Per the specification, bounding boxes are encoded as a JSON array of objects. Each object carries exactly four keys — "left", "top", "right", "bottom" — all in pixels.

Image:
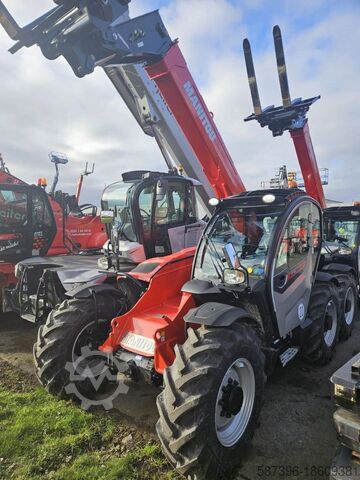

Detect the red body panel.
[
  {"left": 100, "top": 248, "right": 196, "bottom": 374},
  {"left": 290, "top": 123, "right": 326, "bottom": 209},
  {"left": 63, "top": 214, "right": 106, "bottom": 251},
  {"left": 47, "top": 196, "right": 106, "bottom": 255},
  {"left": 0, "top": 262, "right": 16, "bottom": 286},
  {"left": 146, "top": 43, "right": 245, "bottom": 199},
  {"left": 0, "top": 169, "right": 26, "bottom": 185},
  {"left": 0, "top": 261, "right": 16, "bottom": 309}
]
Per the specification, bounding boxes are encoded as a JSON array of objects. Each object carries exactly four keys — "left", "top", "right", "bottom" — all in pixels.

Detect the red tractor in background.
[{"left": 0, "top": 152, "right": 106, "bottom": 316}]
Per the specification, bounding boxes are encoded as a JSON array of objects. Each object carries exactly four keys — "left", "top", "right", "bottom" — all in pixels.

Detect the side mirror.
[
  {"left": 223, "top": 268, "right": 246, "bottom": 285},
  {"left": 156, "top": 179, "right": 167, "bottom": 201},
  {"left": 223, "top": 242, "right": 239, "bottom": 269},
  {"left": 100, "top": 210, "right": 114, "bottom": 224}
]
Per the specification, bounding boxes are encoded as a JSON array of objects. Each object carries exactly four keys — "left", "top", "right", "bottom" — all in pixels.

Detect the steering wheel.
[
  {"left": 240, "top": 243, "right": 259, "bottom": 259},
  {"left": 140, "top": 208, "right": 150, "bottom": 218},
  {"left": 79, "top": 203, "right": 97, "bottom": 216}
]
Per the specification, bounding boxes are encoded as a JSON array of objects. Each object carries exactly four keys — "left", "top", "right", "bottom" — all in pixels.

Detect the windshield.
[
  {"left": 194, "top": 206, "right": 280, "bottom": 283},
  {"left": 101, "top": 181, "right": 137, "bottom": 242},
  {"left": 0, "top": 188, "right": 28, "bottom": 231},
  {"left": 324, "top": 215, "right": 359, "bottom": 249}
]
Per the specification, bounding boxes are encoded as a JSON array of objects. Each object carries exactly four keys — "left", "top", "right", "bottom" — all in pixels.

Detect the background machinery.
[
  {"left": 330, "top": 353, "right": 360, "bottom": 479},
  {"left": 243, "top": 26, "right": 358, "bottom": 342},
  {"left": 322, "top": 204, "right": 360, "bottom": 339},
  {"left": 0, "top": 3, "right": 357, "bottom": 480},
  {"left": 260, "top": 164, "right": 329, "bottom": 190},
  {"left": 0, "top": 152, "right": 106, "bottom": 317},
  {"left": 259, "top": 167, "right": 359, "bottom": 339}
]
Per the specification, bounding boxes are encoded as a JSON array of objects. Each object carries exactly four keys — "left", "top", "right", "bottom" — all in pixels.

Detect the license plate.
[{"left": 120, "top": 332, "right": 155, "bottom": 355}]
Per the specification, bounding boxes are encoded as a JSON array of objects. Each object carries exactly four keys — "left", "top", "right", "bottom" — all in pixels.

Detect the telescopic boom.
[{"left": 0, "top": 1, "right": 246, "bottom": 211}]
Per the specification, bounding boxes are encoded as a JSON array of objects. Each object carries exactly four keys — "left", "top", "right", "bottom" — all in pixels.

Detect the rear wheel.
[
  {"left": 301, "top": 282, "right": 340, "bottom": 365},
  {"left": 33, "top": 294, "right": 127, "bottom": 399},
  {"left": 336, "top": 274, "right": 358, "bottom": 340},
  {"left": 156, "top": 323, "right": 265, "bottom": 480}
]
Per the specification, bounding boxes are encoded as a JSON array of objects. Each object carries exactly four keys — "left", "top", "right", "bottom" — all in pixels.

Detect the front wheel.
[
  {"left": 33, "top": 295, "right": 127, "bottom": 400},
  {"left": 156, "top": 323, "right": 265, "bottom": 480}
]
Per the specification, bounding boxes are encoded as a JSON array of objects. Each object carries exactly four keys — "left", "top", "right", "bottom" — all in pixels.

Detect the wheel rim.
[
  {"left": 71, "top": 321, "right": 108, "bottom": 376},
  {"left": 323, "top": 300, "right": 337, "bottom": 347},
  {"left": 344, "top": 287, "right": 355, "bottom": 326},
  {"left": 215, "top": 358, "right": 255, "bottom": 448}
]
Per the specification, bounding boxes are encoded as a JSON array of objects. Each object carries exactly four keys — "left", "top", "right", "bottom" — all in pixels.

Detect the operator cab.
[
  {"left": 187, "top": 189, "right": 322, "bottom": 338},
  {"left": 0, "top": 184, "right": 56, "bottom": 263},
  {"left": 101, "top": 170, "right": 205, "bottom": 265},
  {"left": 323, "top": 205, "right": 360, "bottom": 276}
]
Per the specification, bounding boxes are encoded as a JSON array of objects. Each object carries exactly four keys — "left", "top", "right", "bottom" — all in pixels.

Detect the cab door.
[
  {"left": 270, "top": 200, "right": 321, "bottom": 337},
  {"left": 30, "top": 187, "right": 57, "bottom": 256},
  {"left": 152, "top": 180, "right": 203, "bottom": 256},
  {"left": 134, "top": 178, "right": 203, "bottom": 259},
  {"left": 0, "top": 185, "right": 56, "bottom": 262},
  {"left": 355, "top": 216, "right": 360, "bottom": 279}
]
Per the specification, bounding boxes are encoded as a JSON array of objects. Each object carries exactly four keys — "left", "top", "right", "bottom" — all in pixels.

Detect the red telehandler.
[
  {"left": 0, "top": 3, "right": 356, "bottom": 479},
  {"left": 0, "top": 151, "right": 106, "bottom": 318}
]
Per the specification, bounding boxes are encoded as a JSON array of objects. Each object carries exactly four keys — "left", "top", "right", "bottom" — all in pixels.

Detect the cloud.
[{"left": 0, "top": 0, "right": 359, "bottom": 205}]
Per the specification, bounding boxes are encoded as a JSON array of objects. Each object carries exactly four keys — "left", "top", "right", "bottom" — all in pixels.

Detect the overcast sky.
[{"left": 0, "top": 0, "right": 359, "bottom": 205}]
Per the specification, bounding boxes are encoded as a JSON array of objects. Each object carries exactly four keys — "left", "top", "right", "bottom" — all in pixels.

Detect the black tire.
[
  {"left": 336, "top": 274, "right": 358, "bottom": 340},
  {"left": 300, "top": 282, "right": 340, "bottom": 365},
  {"left": 156, "top": 323, "right": 265, "bottom": 480},
  {"left": 33, "top": 295, "right": 125, "bottom": 399}
]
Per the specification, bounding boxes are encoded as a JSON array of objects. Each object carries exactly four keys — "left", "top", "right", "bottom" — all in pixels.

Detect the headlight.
[
  {"left": 223, "top": 268, "right": 246, "bottom": 285},
  {"left": 97, "top": 256, "right": 112, "bottom": 270}
]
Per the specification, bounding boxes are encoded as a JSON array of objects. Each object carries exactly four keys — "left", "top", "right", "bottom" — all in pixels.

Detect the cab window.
[
  {"left": 275, "top": 203, "right": 316, "bottom": 273},
  {"left": 138, "top": 184, "right": 154, "bottom": 235},
  {"left": 154, "top": 182, "right": 187, "bottom": 226},
  {"left": 325, "top": 218, "right": 359, "bottom": 249},
  {"left": 0, "top": 189, "right": 28, "bottom": 230},
  {"left": 32, "top": 191, "right": 53, "bottom": 229},
  {"left": 187, "top": 184, "right": 197, "bottom": 221}
]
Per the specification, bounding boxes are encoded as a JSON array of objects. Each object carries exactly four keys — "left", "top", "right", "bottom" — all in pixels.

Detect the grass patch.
[{"left": 0, "top": 360, "right": 178, "bottom": 480}]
